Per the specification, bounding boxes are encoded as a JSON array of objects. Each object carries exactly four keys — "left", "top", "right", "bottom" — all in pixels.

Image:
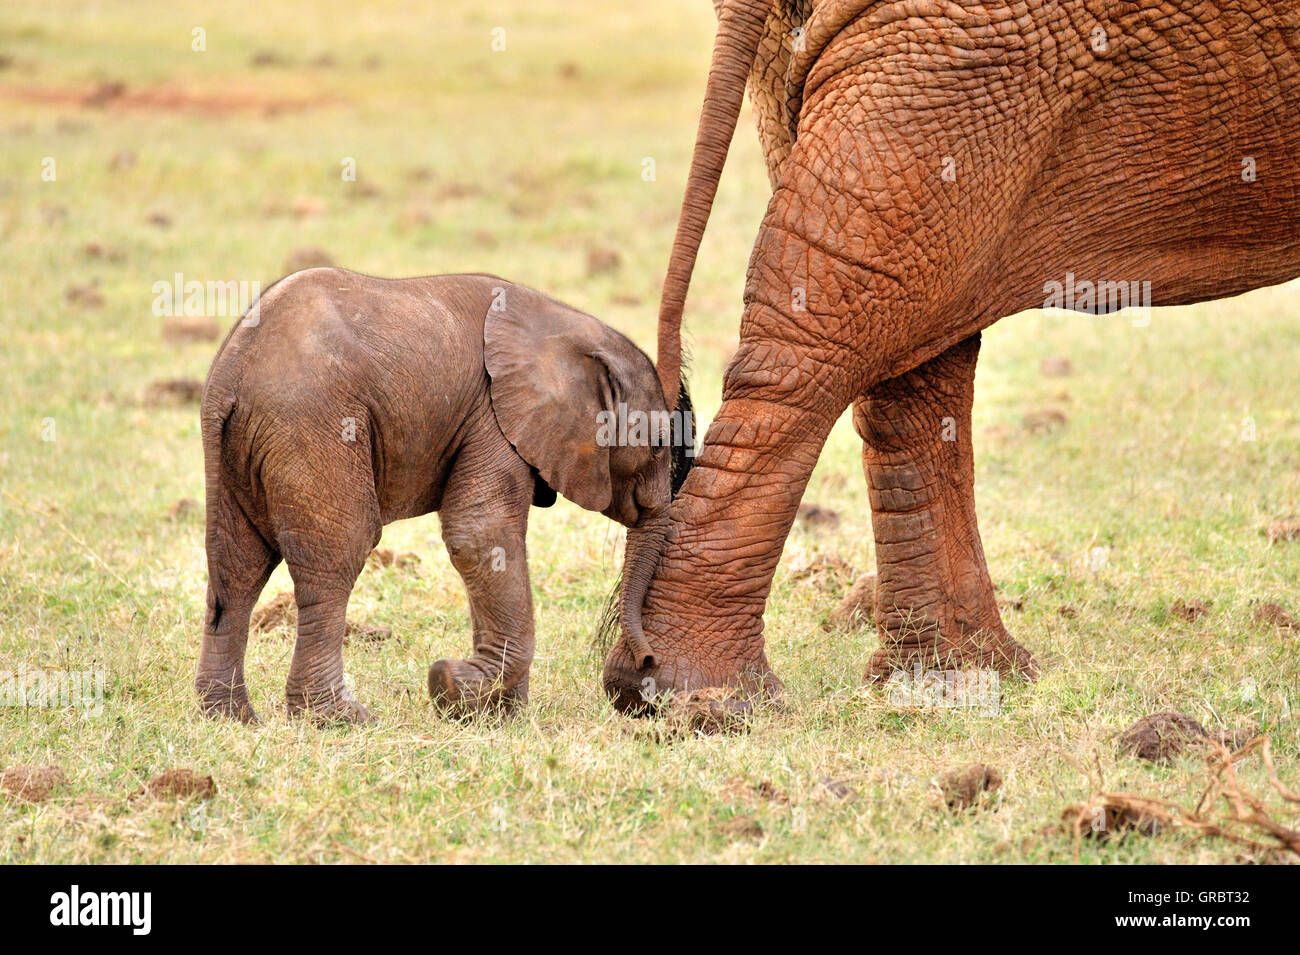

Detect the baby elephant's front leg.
[{"left": 430, "top": 479, "right": 534, "bottom": 715}]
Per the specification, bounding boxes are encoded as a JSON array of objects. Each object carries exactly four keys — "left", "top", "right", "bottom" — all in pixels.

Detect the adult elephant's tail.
[{"left": 656, "top": 0, "right": 771, "bottom": 407}]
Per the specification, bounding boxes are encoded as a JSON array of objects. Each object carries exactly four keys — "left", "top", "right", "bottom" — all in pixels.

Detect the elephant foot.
[
  {"left": 286, "top": 684, "right": 374, "bottom": 725},
  {"left": 196, "top": 680, "right": 259, "bottom": 724},
  {"left": 602, "top": 650, "right": 785, "bottom": 717},
  {"left": 427, "top": 659, "right": 526, "bottom": 717},
  {"left": 865, "top": 627, "right": 1040, "bottom": 684}
]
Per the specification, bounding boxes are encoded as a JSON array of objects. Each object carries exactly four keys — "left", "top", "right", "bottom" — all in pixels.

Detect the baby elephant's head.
[{"left": 484, "top": 284, "right": 694, "bottom": 668}]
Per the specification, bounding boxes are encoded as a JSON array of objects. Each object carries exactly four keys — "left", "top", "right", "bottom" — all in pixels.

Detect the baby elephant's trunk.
[{"left": 619, "top": 511, "right": 671, "bottom": 669}]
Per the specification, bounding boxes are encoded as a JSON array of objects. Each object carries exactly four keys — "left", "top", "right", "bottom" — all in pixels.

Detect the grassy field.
[{"left": 2, "top": 0, "right": 1298, "bottom": 864}]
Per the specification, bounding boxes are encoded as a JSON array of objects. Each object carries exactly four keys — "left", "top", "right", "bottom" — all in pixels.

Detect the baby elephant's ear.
[{"left": 484, "top": 285, "right": 619, "bottom": 513}]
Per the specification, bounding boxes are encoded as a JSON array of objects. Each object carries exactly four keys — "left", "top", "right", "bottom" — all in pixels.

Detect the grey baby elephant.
[{"left": 197, "top": 268, "right": 693, "bottom": 723}]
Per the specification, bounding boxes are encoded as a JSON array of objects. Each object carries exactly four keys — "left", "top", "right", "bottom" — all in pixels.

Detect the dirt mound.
[
  {"left": 830, "top": 570, "right": 876, "bottom": 628},
  {"left": 167, "top": 498, "right": 200, "bottom": 521},
  {"left": 136, "top": 769, "right": 216, "bottom": 800},
  {"left": 1022, "top": 407, "right": 1068, "bottom": 434},
  {"left": 817, "top": 777, "right": 855, "bottom": 800},
  {"left": 1064, "top": 797, "right": 1163, "bottom": 839},
  {"left": 282, "top": 246, "right": 336, "bottom": 274},
  {"left": 796, "top": 502, "right": 841, "bottom": 530},
  {"left": 0, "top": 80, "right": 329, "bottom": 115},
  {"left": 249, "top": 590, "right": 390, "bottom": 642},
  {"left": 1170, "top": 598, "right": 1210, "bottom": 622},
  {"left": 162, "top": 316, "right": 221, "bottom": 344},
  {"left": 716, "top": 814, "right": 763, "bottom": 842},
  {"left": 64, "top": 282, "right": 104, "bottom": 308},
  {"left": 144, "top": 379, "right": 203, "bottom": 406},
  {"left": 936, "top": 763, "right": 1002, "bottom": 811},
  {"left": 1, "top": 765, "right": 66, "bottom": 803},
  {"left": 1265, "top": 520, "right": 1300, "bottom": 544},
  {"left": 1119, "top": 713, "right": 1252, "bottom": 764},
  {"left": 1040, "top": 356, "right": 1072, "bottom": 377},
  {"left": 1254, "top": 601, "right": 1297, "bottom": 630},
  {"left": 367, "top": 547, "right": 419, "bottom": 570},
  {"left": 664, "top": 686, "right": 753, "bottom": 737},
  {"left": 250, "top": 591, "right": 296, "bottom": 632},
  {"left": 585, "top": 246, "right": 621, "bottom": 275}
]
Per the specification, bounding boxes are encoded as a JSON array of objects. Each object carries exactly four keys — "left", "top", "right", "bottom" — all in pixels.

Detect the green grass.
[{"left": 1, "top": 0, "right": 1297, "bottom": 863}]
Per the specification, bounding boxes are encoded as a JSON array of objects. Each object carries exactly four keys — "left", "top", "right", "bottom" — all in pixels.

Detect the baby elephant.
[{"left": 197, "top": 268, "right": 692, "bottom": 722}]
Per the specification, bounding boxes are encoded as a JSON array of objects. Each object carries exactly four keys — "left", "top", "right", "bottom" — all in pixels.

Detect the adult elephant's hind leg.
[{"left": 856, "top": 333, "right": 1038, "bottom": 682}]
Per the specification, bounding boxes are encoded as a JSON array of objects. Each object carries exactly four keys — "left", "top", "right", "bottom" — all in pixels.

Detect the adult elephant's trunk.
[
  {"left": 619, "top": 510, "right": 672, "bottom": 669},
  {"left": 656, "top": 0, "right": 771, "bottom": 407}
]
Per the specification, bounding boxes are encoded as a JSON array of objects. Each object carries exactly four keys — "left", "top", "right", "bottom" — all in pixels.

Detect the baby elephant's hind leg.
[
  {"left": 277, "top": 497, "right": 380, "bottom": 724},
  {"left": 429, "top": 456, "right": 534, "bottom": 715},
  {"left": 197, "top": 486, "right": 279, "bottom": 722}
]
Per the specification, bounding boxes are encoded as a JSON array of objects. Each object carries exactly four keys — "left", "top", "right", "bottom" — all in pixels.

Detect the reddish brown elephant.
[{"left": 603, "top": 0, "right": 1300, "bottom": 710}]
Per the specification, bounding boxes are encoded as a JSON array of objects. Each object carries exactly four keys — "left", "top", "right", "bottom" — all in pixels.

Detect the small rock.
[
  {"left": 162, "top": 315, "right": 221, "bottom": 344},
  {"left": 936, "top": 763, "right": 1002, "bottom": 811},
  {"left": 1040, "top": 356, "right": 1072, "bottom": 377},
  {"left": 136, "top": 769, "right": 216, "bottom": 800},
  {"left": 830, "top": 570, "right": 876, "bottom": 629},
  {"left": 143, "top": 379, "right": 203, "bottom": 407},
  {"left": 1, "top": 765, "right": 66, "bottom": 803},
  {"left": 281, "top": 245, "right": 335, "bottom": 274}
]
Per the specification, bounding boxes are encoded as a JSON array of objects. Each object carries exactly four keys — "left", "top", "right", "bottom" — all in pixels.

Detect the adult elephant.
[{"left": 603, "top": 0, "right": 1300, "bottom": 709}]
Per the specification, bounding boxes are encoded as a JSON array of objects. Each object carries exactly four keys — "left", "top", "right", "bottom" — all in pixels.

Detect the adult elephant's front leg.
[
  {"left": 603, "top": 314, "right": 861, "bottom": 710},
  {"left": 856, "top": 333, "right": 1038, "bottom": 681}
]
